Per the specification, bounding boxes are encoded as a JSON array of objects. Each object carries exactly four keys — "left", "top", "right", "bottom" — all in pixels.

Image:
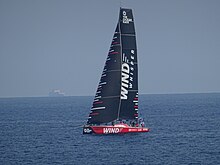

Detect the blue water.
[{"left": 0, "top": 93, "right": 219, "bottom": 165}]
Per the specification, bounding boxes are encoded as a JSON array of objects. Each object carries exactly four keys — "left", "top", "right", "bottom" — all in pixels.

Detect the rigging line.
[{"left": 72, "top": 124, "right": 84, "bottom": 129}]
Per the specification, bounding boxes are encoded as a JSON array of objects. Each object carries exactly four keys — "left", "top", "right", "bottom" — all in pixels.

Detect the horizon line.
[{"left": 0, "top": 91, "right": 220, "bottom": 99}]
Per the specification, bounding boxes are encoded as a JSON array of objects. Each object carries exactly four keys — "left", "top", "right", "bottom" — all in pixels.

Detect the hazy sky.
[{"left": 0, "top": 0, "right": 220, "bottom": 97}]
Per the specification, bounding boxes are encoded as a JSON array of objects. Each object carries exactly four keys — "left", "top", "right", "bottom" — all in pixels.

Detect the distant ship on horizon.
[{"left": 49, "top": 89, "right": 65, "bottom": 97}]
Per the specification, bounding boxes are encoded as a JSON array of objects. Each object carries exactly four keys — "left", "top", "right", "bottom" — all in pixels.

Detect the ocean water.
[{"left": 0, "top": 93, "right": 219, "bottom": 165}]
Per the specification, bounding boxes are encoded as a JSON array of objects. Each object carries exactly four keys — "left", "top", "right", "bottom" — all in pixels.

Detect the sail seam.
[
  {"left": 101, "top": 95, "right": 120, "bottom": 99},
  {"left": 106, "top": 70, "right": 121, "bottom": 73},
  {"left": 111, "top": 44, "right": 120, "bottom": 47},
  {"left": 121, "top": 34, "right": 135, "bottom": 36},
  {"left": 127, "top": 90, "right": 138, "bottom": 92},
  {"left": 91, "top": 107, "right": 106, "bottom": 110}
]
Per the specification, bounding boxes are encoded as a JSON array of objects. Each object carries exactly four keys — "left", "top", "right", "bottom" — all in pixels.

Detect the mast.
[{"left": 117, "top": 7, "right": 123, "bottom": 120}]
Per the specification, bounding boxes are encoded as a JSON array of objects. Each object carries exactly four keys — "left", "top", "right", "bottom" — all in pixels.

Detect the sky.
[{"left": 0, "top": 0, "right": 220, "bottom": 98}]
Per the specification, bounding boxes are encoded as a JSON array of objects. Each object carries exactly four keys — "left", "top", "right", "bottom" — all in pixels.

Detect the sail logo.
[
  {"left": 122, "top": 11, "right": 132, "bottom": 24},
  {"left": 121, "top": 50, "right": 135, "bottom": 100},
  {"left": 103, "top": 128, "right": 120, "bottom": 134},
  {"left": 121, "top": 63, "right": 130, "bottom": 99}
]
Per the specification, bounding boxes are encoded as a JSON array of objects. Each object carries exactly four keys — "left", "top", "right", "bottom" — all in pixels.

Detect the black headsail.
[{"left": 87, "top": 8, "right": 138, "bottom": 125}]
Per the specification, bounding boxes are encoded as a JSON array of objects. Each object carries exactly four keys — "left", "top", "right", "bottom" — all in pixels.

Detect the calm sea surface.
[{"left": 0, "top": 93, "right": 219, "bottom": 165}]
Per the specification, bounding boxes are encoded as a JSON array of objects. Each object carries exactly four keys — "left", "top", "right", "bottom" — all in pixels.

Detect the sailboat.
[{"left": 83, "top": 8, "right": 149, "bottom": 134}]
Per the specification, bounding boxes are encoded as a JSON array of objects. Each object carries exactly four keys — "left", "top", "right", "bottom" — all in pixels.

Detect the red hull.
[{"left": 83, "top": 123, "right": 149, "bottom": 134}]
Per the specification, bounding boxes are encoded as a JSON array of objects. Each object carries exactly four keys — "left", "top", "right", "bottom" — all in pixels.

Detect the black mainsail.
[{"left": 87, "top": 8, "right": 138, "bottom": 125}]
